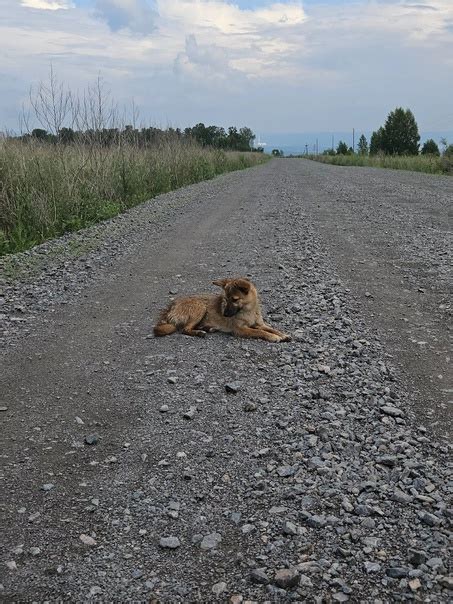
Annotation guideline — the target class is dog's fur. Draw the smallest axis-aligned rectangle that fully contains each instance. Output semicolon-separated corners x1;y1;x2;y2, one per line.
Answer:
154;277;291;343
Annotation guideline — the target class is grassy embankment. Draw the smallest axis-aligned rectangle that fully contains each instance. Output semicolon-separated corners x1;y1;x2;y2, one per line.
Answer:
0;138;267;255
304;153;452;175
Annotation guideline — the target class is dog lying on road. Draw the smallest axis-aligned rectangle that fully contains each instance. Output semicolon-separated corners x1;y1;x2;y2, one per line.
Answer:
154;277;291;343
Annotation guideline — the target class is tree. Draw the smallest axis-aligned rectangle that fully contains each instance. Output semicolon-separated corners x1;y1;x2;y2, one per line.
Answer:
444;144;453;157
272;149;284;157
238;127;255;151
381;107;420;155
59;127;75;144
421;139;440;156
336;141;349;155
31;128;49;141
357;134;368;155
370;127;384;155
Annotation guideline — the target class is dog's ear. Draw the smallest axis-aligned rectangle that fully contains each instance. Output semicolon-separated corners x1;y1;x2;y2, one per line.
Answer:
233;278;251;294
212;278;230;289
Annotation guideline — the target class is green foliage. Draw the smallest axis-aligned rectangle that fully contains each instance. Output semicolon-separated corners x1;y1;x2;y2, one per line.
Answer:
357;134;368;155
381;107;420;155
182;124;255;151
16;123;256;152
336;141;349;155
370;127;384;156
31;128;47;139
421;139;440;156
444;144;453;156
0;140;268;255
271;149;284;157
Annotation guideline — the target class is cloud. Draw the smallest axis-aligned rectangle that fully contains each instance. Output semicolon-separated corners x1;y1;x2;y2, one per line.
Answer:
163;1;308;81
403;3;438;10
94;0;158;34
21;0;73;9
0;0;452;133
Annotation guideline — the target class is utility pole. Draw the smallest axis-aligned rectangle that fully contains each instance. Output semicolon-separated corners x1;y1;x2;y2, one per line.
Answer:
352;128;355;153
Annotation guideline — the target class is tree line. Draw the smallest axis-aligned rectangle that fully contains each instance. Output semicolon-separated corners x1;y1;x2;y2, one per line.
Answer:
11;123;258;153
327;108;452;157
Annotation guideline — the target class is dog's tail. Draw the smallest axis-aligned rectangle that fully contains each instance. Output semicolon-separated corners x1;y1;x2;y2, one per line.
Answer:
154;322;177;337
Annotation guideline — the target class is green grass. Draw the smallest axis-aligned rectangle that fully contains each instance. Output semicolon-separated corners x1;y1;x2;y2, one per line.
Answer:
0;139;268;255
304;153;453;175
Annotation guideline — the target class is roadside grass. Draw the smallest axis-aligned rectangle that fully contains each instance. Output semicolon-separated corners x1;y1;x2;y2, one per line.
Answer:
0;138;267;255
304;153;452;175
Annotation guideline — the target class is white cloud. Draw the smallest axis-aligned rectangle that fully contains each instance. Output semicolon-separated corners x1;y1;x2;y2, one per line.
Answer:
0;0;452;132
21;0;73;9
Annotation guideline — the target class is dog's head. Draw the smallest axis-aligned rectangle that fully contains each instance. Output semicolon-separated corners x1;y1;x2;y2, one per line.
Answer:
212;277;256;317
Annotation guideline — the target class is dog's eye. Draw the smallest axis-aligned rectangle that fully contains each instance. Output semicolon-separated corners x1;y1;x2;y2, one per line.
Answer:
232;297;239;302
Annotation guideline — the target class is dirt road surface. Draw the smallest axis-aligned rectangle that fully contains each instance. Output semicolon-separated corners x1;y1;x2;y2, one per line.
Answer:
1;160;452;602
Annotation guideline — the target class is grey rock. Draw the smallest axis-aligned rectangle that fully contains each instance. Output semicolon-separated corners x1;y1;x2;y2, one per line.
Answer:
380;405;404;417
276;465;296;477
274;568;300;589
200;532;222;550
131;569;143;579
437;576;453;590
250;568;270;584
225;381;242;393
376;455;397;467
364;562;381;574
84;433;99;445
419;511;441;526
183;406;197;419
306;515;327;528
332;593;349;602
211;581;227;595
354;504;372;516
283;521;298;535
408;549;427;566
299;574;314;587
386;567;408;578
159;536;181;549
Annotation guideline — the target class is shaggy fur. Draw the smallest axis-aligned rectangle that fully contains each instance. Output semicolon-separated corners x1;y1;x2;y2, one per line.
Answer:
154;277;291;343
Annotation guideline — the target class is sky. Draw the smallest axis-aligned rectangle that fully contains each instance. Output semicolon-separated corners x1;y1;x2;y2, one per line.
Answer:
1;0;452;136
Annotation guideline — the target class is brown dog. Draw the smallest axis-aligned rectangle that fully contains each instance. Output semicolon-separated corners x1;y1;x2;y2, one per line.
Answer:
154;277;291;343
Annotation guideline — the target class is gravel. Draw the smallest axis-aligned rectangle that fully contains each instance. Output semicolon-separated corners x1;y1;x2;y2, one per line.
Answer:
1;160;452;601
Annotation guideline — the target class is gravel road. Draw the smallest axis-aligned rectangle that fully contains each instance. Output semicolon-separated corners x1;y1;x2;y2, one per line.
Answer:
1;159;452;602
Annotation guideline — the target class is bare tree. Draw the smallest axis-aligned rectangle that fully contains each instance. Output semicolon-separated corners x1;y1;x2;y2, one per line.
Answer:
29;64;72;135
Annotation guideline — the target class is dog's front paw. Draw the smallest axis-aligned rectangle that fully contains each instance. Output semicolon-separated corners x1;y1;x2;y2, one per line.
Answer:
267;333;283;343
280;333;292;342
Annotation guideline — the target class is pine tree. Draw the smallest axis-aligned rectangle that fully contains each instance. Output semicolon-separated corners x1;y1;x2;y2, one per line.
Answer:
357;134;368;155
336;141;349;155
369;127;384;155
421;139;440;156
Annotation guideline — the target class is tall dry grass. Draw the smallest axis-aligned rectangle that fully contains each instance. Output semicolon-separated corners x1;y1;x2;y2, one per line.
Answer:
0;138;267;255
305;153;452;175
